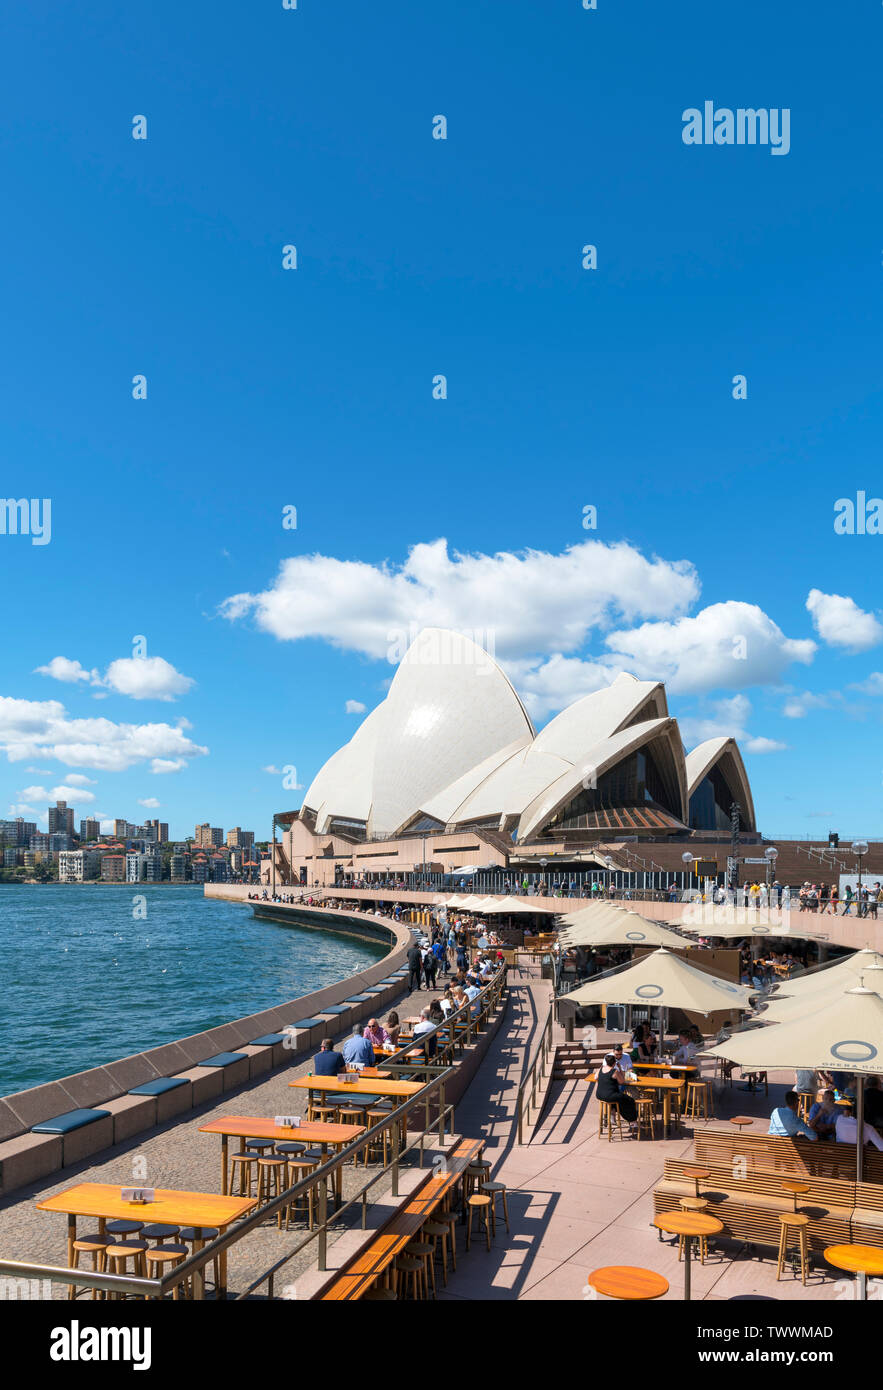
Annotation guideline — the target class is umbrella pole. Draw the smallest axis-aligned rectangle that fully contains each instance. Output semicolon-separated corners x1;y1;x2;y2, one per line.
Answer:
857;1074;865;1184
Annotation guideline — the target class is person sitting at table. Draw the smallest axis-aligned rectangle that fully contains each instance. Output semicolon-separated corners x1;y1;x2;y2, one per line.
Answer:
363;1017;388;1049
671;1031;699;1080
413;1005;438;1058
596;1053;637;1134
438;988;456;1018
385;1011;401;1046
807;1089;838;1140
835;1104;883;1150
768;1091;818;1141
312;1037;345;1076
863;1076;883;1128
428;998;445;1025
630;1023;657;1060
342;1021;375;1068
795;1067;818;1099
611;1043;633;1074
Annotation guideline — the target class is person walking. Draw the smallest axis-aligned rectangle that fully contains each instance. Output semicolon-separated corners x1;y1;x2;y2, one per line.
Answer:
423;945;438;989
407;941;423;991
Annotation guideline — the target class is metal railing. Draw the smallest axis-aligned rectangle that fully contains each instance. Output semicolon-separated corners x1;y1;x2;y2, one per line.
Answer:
515;995;556;1144
0;967;508;1302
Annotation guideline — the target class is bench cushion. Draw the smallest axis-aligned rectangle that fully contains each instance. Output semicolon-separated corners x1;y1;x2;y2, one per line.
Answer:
128;1077;189;1097
248;1033;289;1046
197;1052;249;1068
288;1019;326;1029
32;1108;111;1135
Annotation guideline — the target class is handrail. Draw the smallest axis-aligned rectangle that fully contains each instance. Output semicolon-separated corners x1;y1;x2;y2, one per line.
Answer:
0;965;508;1301
515;993;556;1144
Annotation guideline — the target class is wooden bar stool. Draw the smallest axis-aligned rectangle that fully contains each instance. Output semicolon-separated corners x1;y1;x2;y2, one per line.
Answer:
422;1219;454;1284
480;1180;510;1235
685;1080;713;1120
178;1227;220;1294
104;1240;149;1297
678;1198;710;1263
466;1194;492;1251
229;1150;260;1197
431;1209;458;1269
462;1160;490;1209
408;1239;437;1299
308;1099;338;1123
70;1233;111;1299
635;1097;657;1140
598;1099;626;1142
363;1285;397;1299
365;1108;392;1166
144;1243;190;1298
796;1093;812;1122
394;1253;427;1300
777;1214;810;1285
283;1157;317;1230
257;1154;288;1204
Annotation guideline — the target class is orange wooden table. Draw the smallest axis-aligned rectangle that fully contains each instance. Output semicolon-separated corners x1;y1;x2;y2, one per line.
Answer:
587;1265;669;1301
36;1182;255;1298
654;1211;723;1300
781;1180;810;1213
824;1243;883;1301
289;1075;423;1101
199;1115;365;1195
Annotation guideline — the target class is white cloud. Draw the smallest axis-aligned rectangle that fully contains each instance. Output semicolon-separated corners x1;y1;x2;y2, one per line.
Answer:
263;764;284;775
850;672;883;695
782;691;832;719
35;653;195;701
137;797;161;808
220;538;701;661
344;700;366;714
0;696;208;772
103;657;195;702
604;602;815;694
677;695;785;755
806;589;883;653
8;803;37;815
61;773;96;787
503;654;615;721
150;758;187;774
18;783;97;804
34;656;100;684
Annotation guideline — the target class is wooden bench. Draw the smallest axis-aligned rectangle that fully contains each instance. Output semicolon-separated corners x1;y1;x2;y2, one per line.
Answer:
693;1127;883;1183
653;1157;854;1254
851;1182;883;1248
319;1137;486;1300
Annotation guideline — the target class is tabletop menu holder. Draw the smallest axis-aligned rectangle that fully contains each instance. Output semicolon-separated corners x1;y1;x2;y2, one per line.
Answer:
121;1187;155;1204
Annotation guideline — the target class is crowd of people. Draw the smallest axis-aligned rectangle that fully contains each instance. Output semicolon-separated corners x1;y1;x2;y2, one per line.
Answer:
768;1072;883;1149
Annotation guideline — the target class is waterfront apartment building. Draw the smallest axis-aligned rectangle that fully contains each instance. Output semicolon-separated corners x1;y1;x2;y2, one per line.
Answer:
0;817;37;847
100;854;126;882
195;823;224;848
169;853;188;882
126;851;162;883
79;818;101;841
226;827;254;850
48;801;75;837
59;849;102;883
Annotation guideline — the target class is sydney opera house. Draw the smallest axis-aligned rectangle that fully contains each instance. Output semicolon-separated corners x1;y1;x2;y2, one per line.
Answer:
268;628;758;887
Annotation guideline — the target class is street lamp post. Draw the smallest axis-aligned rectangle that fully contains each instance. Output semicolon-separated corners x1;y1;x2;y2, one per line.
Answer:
765;846;778;891
854;840;869;916
682;851;693;898
604;853;614;899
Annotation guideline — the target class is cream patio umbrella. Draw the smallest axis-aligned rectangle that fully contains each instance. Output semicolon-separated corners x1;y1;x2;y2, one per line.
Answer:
706;985;883;1181
566;947;754;1016
559;913;692;950
766;948;883;998
480;895;555;915
757;961;883;1023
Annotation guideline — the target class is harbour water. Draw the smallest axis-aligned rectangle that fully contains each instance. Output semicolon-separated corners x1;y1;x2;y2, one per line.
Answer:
0;885;386;1098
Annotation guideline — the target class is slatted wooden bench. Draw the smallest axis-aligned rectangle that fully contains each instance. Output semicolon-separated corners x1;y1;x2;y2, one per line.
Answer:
851;1182;883;1248
693;1128;883;1183
653;1157;854;1254
319;1137;486;1300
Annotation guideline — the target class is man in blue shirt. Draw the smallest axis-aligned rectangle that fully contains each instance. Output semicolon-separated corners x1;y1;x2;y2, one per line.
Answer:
341;1023;375;1067
312;1038;345;1076
768;1091;818;1141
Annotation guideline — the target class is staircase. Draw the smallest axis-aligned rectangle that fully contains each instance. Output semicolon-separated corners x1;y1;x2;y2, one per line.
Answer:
552;1041;608;1082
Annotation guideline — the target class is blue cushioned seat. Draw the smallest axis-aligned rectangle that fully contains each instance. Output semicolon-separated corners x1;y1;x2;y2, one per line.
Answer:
343;996;372;1003
248;1033;288;1046
128;1077;189;1097
197;1052;248;1068
32;1108;111;1135
287;1019;325;1029
320;1005;348;1015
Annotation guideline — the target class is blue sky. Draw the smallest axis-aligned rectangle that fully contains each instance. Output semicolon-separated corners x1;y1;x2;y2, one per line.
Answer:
1;0;882;842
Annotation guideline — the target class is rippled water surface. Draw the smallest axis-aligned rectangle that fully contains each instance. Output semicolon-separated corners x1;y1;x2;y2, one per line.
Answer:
0;885;385;1097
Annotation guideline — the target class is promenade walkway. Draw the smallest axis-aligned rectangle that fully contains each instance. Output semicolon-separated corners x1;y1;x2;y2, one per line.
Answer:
439;966;850;1302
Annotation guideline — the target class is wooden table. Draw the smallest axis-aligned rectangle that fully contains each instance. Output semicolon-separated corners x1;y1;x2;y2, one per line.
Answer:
289;1076;424;1101
36;1182;255;1299
199;1115;365;1196
682;1166;710;1198
654;1211;723;1300
781;1180;810;1213
730;1116;754;1131
824;1243;883;1301
587;1265;669;1301
625;1076;685;1139
631;1062;698;1073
